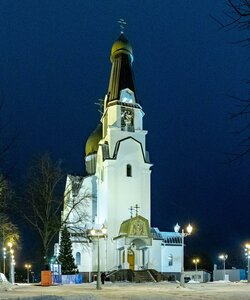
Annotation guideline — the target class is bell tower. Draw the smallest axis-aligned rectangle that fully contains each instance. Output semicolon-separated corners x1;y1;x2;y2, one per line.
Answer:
101;33;148;161
95;32;152;261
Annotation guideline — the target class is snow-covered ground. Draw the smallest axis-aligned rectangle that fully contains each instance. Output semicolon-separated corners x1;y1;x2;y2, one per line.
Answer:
1;281;250;299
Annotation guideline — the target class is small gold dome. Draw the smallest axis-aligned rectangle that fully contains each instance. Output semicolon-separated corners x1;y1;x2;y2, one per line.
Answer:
111;34;133;62
85;124;102;156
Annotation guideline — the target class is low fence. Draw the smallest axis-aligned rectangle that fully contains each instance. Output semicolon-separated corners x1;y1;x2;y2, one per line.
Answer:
52;274;83;284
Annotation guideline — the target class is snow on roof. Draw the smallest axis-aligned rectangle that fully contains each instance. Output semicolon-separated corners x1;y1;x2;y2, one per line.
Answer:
151;227;182;244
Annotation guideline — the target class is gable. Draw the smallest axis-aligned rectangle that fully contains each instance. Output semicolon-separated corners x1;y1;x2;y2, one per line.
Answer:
113;137;147;163
119;215;151;238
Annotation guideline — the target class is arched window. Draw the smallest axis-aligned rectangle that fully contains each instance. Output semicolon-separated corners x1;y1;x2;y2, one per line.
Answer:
168;254;173;266
126;164;132;177
76;252;81;266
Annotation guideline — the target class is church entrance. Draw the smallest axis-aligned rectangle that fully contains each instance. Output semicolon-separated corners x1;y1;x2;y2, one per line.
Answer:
128;249;135;270
123;248;135;270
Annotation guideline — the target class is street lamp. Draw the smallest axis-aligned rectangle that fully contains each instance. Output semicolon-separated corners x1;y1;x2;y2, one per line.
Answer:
7;242;15;284
174;223;193;287
3;247;6;275
25;264;32;283
245;244;250;283
89;225;107;290
219;254;228;280
192;258;200;281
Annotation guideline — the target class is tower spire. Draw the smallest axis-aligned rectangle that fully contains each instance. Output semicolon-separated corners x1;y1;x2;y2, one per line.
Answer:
106;28;137;104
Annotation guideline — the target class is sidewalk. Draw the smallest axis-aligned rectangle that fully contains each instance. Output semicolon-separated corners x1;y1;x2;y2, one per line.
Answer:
1;281;250;300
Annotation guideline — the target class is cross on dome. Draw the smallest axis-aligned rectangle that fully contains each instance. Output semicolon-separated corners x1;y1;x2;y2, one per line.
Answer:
118;18;127;34
134;204;140;216
129;206;134;218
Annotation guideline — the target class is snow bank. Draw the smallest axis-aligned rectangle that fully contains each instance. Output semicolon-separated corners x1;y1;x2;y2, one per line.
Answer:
187;280;200;284
0;272;8;282
0;273;14;292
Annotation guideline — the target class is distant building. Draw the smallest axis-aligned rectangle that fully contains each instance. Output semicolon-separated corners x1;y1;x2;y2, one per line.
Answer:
182;270;211;283
58;32;185;281
213;269;246;282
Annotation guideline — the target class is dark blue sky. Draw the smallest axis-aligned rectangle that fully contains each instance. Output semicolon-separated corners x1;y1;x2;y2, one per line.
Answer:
1;1;249;264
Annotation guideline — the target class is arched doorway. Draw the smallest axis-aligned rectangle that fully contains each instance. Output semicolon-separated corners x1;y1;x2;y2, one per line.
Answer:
127;248;135;270
123;248;135;270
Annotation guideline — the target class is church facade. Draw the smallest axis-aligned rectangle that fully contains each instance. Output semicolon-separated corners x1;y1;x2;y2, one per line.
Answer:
59;33;183;280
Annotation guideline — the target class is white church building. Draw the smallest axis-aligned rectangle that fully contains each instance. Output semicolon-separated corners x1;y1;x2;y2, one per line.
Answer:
59;32;185;281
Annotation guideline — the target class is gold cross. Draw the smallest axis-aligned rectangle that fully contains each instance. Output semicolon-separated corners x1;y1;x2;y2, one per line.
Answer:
129;206;134;218
134;204;140;216
118;18;127;34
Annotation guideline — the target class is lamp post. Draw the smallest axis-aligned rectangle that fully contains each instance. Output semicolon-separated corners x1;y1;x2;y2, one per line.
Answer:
192;258;199;281
245;244;250;283
25;264;32;283
10;249;15;284
90;225;107;290
7;242;15;284
3;247;6;275
174;223;193;287
219;254;228;280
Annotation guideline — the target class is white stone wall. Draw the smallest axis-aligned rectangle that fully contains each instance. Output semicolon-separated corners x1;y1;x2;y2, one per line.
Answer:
148;240;162;271
161;244;182;273
72;242;92;272
63;175;97;228
103;104;147;158
97;138;151;237
61;174;98;273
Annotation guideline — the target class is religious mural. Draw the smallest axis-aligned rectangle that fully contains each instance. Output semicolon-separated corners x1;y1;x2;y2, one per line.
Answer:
121;107;134;132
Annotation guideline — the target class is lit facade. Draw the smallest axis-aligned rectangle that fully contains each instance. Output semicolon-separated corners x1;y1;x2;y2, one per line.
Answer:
59;33;183;279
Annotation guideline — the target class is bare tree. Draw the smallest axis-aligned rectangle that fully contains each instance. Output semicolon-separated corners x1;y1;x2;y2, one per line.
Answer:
23;154;90;264
0;94;20;265
0;216;20;246
23;154;64;263
62;175;91;228
226;1;250;162
0;175;9;210
226;0;250;33
227;94;250;162
213;1;250;33
60;175;92;245
213;1;250;162
0;176;20;260
0;95;17;167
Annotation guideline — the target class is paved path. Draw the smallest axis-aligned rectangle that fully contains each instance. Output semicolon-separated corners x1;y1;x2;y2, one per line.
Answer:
1;281;250;299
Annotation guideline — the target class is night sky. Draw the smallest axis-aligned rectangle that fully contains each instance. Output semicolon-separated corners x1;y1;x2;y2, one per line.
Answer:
0;1;249;266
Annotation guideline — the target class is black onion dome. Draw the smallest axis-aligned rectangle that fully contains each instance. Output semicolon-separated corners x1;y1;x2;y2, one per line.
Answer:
110;34;133;63
107;34;137;103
